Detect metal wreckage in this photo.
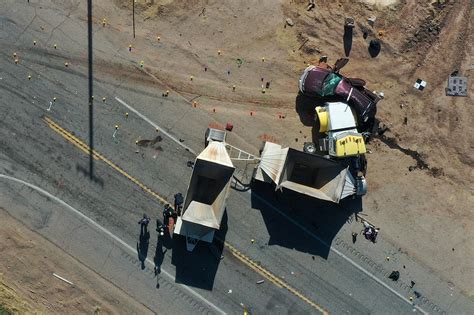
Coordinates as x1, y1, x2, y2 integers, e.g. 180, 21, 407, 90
172, 58, 382, 251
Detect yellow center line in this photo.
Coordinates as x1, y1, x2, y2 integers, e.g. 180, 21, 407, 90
43, 116, 328, 315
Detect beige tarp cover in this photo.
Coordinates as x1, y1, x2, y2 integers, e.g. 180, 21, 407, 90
181, 141, 235, 229
254, 142, 355, 203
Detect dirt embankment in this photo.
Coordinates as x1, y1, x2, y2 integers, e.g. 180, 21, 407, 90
0, 208, 150, 314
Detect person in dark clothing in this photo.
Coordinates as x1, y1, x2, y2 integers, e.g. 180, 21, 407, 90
137, 214, 151, 269
163, 204, 172, 225
174, 193, 184, 216
363, 221, 379, 243
138, 214, 150, 234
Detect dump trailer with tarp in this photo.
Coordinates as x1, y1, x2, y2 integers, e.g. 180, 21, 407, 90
174, 139, 235, 251
254, 142, 365, 203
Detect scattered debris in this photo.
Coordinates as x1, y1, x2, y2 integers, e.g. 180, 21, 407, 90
298, 38, 310, 51
414, 291, 421, 298
186, 161, 194, 168
228, 289, 232, 294
414, 79, 427, 91
285, 18, 294, 27
199, 8, 206, 17
367, 16, 376, 27
306, 0, 315, 11
52, 273, 74, 286
137, 136, 163, 147
410, 281, 416, 288
388, 271, 400, 281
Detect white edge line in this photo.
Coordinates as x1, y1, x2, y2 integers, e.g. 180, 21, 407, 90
52, 273, 74, 285
110, 97, 428, 314
0, 174, 226, 315
114, 97, 197, 155
251, 193, 428, 315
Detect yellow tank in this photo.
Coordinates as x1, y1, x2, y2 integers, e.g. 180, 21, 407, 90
316, 106, 329, 133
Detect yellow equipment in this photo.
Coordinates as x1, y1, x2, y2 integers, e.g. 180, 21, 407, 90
315, 102, 367, 158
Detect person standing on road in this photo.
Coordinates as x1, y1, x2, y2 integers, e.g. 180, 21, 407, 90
174, 193, 184, 216
138, 214, 150, 233
363, 221, 379, 243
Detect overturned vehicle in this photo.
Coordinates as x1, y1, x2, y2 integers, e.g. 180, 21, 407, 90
298, 58, 381, 133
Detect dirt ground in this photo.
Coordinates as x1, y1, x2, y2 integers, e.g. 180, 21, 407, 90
2, 0, 473, 310
0, 208, 150, 314
107, 0, 473, 295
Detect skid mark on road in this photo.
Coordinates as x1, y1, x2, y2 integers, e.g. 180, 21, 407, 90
43, 116, 328, 314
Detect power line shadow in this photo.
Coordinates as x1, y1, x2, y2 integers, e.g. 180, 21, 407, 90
76, 164, 104, 187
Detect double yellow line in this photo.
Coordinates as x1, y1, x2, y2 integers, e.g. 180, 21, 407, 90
43, 116, 168, 205
44, 116, 328, 315
224, 241, 328, 314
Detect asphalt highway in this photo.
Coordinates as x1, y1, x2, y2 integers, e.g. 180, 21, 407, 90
1, 1, 472, 314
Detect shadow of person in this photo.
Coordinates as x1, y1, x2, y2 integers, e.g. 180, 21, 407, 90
137, 224, 150, 270
154, 235, 167, 276
343, 25, 353, 57
368, 39, 381, 58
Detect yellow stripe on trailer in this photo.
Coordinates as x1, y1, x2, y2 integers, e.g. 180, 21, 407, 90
335, 134, 366, 157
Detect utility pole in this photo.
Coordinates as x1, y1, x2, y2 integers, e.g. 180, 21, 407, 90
87, 0, 94, 179
132, 0, 136, 38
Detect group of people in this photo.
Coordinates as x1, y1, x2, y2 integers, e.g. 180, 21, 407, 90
138, 193, 184, 237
